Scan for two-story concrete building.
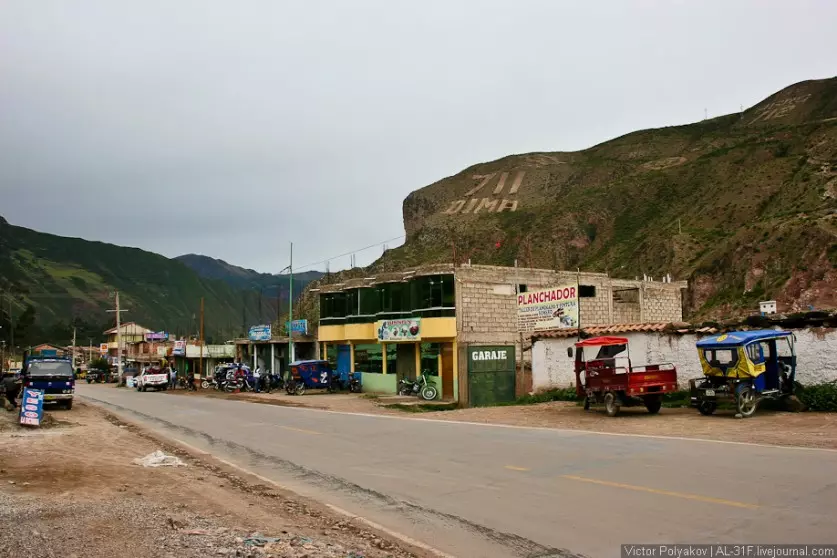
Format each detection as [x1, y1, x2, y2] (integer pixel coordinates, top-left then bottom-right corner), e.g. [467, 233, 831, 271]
[317, 264, 687, 406]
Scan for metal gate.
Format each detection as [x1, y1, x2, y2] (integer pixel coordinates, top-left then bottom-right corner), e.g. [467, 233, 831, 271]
[468, 345, 516, 407]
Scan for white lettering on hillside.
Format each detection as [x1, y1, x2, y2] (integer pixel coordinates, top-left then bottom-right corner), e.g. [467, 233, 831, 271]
[443, 171, 525, 216]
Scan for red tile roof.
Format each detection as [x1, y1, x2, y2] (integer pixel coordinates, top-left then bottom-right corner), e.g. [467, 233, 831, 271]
[532, 322, 710, 340]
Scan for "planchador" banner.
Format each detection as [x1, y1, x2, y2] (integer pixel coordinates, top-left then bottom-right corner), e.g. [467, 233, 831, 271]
[516, 285, 579, 332]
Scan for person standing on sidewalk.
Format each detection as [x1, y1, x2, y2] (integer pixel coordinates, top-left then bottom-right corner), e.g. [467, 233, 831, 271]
[252, 366, 261, 393]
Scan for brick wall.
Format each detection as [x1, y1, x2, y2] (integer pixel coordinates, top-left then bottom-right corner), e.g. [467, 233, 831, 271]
[454, 265, 686, 350]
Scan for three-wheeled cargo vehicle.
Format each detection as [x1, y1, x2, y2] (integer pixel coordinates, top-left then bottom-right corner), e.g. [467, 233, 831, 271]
[690, 330, 796, 418]
[285, 360, 336, 395]
[571, 336, 679, 417]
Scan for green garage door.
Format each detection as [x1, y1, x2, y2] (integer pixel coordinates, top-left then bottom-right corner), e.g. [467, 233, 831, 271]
[468, 345, 516, 407]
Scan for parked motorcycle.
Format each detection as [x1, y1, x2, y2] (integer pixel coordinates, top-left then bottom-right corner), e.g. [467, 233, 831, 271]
[348, 375, 362, 393]
[398, 373, 438, 400]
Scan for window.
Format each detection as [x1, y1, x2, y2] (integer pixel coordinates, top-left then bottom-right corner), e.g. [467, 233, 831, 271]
[420, 343, 440, 376]
[411, 274, 455, 318]
[593, 344, 626, 360]
[385, 344, 397, 376]
[579, 285, 596, 298]
[354, 344, 383, 373]
[378, 282, 410, 318]
[319, 292, 348, 323]
[703, 349, 738, 366]
[518, 284, 528, 293]
[358, 287, 379, 317]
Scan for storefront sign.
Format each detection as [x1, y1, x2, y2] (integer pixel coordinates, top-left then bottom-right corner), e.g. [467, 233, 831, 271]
[377, 318, 421, 342]
[471, 349, 509, 361]
[145, 331, 169, 342]
[172, 340, 186, 356]
[285, 319, 308, 334]
[516, 285, 579, 332]
[99, 343, 109, 355]
[19, 388, 44, 427]
[248, 325, 272, 342]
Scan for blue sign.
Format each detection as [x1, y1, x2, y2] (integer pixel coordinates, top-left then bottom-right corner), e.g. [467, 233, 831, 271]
[248, 325, 272, 342]
[40, 350, 57, 357]
[19, 388, 44, 427]
[286, 319, 308, 334]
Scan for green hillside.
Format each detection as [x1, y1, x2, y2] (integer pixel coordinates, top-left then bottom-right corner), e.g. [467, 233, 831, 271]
[175, 254, 321, 294]
[374, 77, 837, 318]
[0, 218, 288, 345]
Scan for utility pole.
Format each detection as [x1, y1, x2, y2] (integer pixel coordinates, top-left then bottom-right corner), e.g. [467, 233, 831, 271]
[107, 291, 128, 385]
[198, 297, 204, 387]
[288, 242, 294, 364]
[71, 327, 77, 370]
[88, 339, 92, 368]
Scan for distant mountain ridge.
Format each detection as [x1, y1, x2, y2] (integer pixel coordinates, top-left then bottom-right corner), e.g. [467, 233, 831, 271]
[373, 77, 837, 317]
[175, 254, 322, 294]
[0, 219, 311, 344]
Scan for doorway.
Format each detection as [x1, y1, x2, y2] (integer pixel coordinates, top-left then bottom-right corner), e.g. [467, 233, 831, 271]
[441, 343, 454, 400]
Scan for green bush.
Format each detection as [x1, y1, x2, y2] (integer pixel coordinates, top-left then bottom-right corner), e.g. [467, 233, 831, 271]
[796, 383, 837, 412]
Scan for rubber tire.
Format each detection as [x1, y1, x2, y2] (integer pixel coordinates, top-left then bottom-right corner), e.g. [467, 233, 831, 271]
[63, 400, 73, 411]
[201, 381, 209, 390]
[142, 385, 147, 392]
[350, 382, 362, 394]
[644, 395, 662, 414]
[295, 384, 306, 396]
[736, 386, 758, 418]
[420, 385, 438, 401]
[604, 392, 620, 417]
[583, 396, 591, 411]
[698, 401, 717, 416]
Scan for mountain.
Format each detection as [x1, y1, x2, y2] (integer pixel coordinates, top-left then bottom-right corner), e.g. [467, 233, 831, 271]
[175, 254, 322, 294]
[0, 219, 293, 345]
[373, 77, 837, 317]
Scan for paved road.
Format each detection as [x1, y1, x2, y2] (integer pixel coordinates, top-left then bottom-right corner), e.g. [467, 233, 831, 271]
[79, 385, 837, 558]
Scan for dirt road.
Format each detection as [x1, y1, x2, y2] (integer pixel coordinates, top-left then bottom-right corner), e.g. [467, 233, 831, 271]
[0, 402, 420, 558]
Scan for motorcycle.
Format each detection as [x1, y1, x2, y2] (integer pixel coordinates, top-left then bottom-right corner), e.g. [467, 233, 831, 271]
[398, 373, 438, 400]
[264, 372, 284, 393]
[201, 377, 217, 390]
[348, 375, 362, 393]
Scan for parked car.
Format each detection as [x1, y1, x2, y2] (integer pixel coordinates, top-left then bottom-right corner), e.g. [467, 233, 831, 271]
[135, 366, 169, 392]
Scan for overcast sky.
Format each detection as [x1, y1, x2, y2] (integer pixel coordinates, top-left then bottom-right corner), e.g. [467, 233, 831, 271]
[1, 1, 835, 274]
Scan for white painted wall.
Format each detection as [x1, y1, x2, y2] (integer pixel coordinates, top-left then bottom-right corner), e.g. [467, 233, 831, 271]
[532, 329, 837, 392]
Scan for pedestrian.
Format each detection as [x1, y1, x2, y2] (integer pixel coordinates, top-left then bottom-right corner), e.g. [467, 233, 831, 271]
[253, 366, 261, 393]
[262, 369, 271, 393]
[2, 371, 21, 410]
[169, 367, 177, 389]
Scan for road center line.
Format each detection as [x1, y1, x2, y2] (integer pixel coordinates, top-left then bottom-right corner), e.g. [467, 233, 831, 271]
[504, 465, 530, 471]
[561, 475, 760, 509]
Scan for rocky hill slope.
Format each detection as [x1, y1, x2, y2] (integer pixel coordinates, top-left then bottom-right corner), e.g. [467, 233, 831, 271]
[375, 77, 837, 317]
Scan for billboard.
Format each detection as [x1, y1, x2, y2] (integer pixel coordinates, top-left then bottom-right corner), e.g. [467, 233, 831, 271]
[172, 340, 186, 356]
[285, 319, 308, 335]
[516, 285, 578, 332]
[145, 331, 169, 342]
[99, 343, 109, 355]
[19, 388, 44, 427]
[377, 318, 421, 342]
[248, 325, 272, 342]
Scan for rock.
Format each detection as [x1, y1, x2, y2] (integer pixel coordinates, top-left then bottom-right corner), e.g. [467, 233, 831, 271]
[8, 480, 15, 484]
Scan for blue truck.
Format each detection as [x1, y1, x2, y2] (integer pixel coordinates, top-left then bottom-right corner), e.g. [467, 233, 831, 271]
[21, 355, 75, 410]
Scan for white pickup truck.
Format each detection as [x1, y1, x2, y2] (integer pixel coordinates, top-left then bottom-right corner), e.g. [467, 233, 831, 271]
[135, 367, 169, 392]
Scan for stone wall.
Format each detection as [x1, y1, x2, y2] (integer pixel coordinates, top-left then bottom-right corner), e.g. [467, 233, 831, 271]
[532, 328, 837, 393]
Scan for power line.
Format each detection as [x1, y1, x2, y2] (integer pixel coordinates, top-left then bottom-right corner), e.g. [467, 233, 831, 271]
[292, 234, 406, 273]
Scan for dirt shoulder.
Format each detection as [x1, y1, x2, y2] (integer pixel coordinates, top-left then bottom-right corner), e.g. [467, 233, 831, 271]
[0, 402, 421, 558]
[164, 387, 837, 450]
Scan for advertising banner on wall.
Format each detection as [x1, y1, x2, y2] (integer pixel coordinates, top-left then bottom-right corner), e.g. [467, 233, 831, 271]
[516, 285, 579, 332]
[248, 325, 272, 342]
[99, 343, 109, 355]
[377, 318, 421, 342]
[172, 340, 186, 356]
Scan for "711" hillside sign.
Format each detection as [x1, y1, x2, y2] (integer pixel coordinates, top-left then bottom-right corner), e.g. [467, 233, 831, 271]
[442, 171, 525, 215]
